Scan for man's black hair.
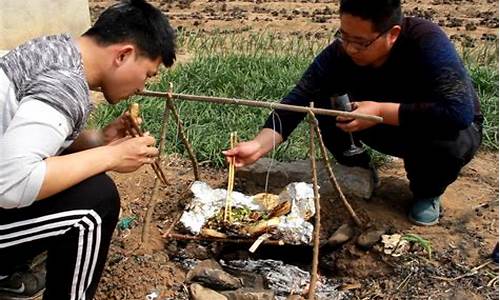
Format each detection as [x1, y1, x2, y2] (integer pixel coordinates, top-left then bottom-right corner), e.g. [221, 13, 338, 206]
[339, 0, 403, 32]
[83, 0, 176, 67]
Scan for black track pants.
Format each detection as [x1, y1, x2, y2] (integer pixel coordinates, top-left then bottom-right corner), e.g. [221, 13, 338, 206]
[0, 173, 120, 300]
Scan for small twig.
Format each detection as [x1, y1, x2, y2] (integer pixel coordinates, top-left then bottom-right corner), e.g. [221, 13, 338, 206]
[249, 233, 272, 253]
[165, 90, 200, 181]
[431, 261, 492, 282]
[307, 103, 321, 300]
[161, 212, 184, 238]
[161, 182, 196, 238]
[474, 199, 499, 210]
[396, 272, 413, 290]
[487, 274, 499, 287]
[308, 110, 364, 228]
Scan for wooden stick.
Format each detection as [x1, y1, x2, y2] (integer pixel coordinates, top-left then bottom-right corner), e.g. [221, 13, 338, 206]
[308, 111, 364, 228]
[307, 103, 321, 300]
[141, 179, 161, 244]
[137, 90, 383, 123]
[125, 113, 168, 185]
[161, 211, 183, 238]
[164, 91, 200, 181]
[166, 232, 286, 246]
[141, 86, 172, 244]
[157, 83, 172, 156]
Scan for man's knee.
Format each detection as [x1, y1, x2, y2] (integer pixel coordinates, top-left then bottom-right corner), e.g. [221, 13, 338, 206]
[68, 173, 120, 220]
[92, 173, 120, 219]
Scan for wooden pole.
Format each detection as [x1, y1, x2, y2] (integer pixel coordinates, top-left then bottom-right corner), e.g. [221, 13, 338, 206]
[164, 90, 200, 181]
[141, 85, 172, 244]
[309, 111, 364, 228]
[137, 90, 383, 123]
[307, 103, 321, 300]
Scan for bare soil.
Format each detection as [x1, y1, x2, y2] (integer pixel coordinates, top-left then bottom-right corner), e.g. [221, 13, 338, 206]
[89, 0, 499, 44]
[88, 1, 499, 299]
[94, 151, 499, 299]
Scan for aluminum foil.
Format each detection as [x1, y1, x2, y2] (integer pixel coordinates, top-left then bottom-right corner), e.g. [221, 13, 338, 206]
[179, 181, 316, 244]
[221, 259, 346, 300]
[179, 181, 261, 234]
[286, 182, 316, 220]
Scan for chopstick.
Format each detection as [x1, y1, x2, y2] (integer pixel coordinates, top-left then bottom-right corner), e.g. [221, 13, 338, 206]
[224, 132, 237, 222]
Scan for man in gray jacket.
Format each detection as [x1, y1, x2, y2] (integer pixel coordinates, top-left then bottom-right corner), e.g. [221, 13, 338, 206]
[0, 1, 176, 299]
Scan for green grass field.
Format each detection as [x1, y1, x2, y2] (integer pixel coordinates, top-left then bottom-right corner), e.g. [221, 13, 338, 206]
[89, 32, 499, 167]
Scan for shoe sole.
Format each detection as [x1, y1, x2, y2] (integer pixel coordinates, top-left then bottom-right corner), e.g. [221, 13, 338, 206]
[408, 204, 444, 226]
[408, 213, 439, 226]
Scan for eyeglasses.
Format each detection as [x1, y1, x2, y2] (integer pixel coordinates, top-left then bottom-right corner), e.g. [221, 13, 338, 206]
[334, 28, 390, 52]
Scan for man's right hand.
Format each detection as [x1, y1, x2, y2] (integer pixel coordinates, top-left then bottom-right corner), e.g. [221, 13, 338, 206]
[222, 128, 284, 168]
[223, 139, 264, 168]
[107, 134, 159, 173]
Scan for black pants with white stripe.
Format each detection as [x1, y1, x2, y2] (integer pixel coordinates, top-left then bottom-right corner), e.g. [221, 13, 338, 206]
[0, 173, 120, 300]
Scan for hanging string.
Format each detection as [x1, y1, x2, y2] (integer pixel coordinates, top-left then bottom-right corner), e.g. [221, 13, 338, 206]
[264, 110, 282, 194]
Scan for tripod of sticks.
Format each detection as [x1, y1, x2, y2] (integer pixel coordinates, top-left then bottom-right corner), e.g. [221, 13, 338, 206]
[115, 86, 377, 298]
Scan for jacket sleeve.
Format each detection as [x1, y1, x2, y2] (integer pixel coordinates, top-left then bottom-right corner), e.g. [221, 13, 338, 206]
[263, 41, 346, 140]
[0, 100, 71, 208]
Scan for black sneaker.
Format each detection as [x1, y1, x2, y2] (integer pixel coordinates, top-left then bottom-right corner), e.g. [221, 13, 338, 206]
[0, 261, 45, 300]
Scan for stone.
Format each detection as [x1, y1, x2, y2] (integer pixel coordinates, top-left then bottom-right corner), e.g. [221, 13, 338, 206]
[187, 259, 242, 290]
[238, 158, 376, 200]
[286, 296, 305, 300]
[221, 288, 275, 300]
[356, 229, 386, 249]
[184, 242, 210, 260]
[190, 283, 228, 300]
[327, 224, 355, 246]
[225, 271, 265, 289]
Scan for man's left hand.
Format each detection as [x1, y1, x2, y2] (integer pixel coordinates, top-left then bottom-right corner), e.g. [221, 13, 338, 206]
[102, 113, 143, 144]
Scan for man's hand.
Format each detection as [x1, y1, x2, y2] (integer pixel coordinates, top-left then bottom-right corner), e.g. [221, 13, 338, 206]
[222, 128, 283, 168]
[102, 112, 143, 144]
[222, 140, 264, 168]
[336, 101, 380, 132]
[107, 134, 159, 173]
[336, 101, 400, 132]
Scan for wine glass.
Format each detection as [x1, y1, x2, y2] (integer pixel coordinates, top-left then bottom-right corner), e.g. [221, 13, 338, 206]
[333, 94, 365, 157]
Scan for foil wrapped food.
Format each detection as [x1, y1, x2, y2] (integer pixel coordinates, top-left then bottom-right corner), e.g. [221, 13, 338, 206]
[179, 181, 316, 245]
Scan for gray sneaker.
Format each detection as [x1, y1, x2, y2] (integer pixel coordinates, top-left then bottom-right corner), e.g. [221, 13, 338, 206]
[0, 257, 46, 300]
[408, 196, 442, 226]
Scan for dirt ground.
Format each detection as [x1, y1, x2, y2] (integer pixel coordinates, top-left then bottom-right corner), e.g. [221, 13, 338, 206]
[95, 151, 499, 299]
[87, 0, 499, 299]
[89, 0, 498, 44]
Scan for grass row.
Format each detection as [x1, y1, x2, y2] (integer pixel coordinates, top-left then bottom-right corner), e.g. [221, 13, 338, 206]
[89, 33, 499, 167]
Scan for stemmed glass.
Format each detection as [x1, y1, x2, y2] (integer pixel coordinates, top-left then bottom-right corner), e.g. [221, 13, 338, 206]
[333, 94, 365, 157]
